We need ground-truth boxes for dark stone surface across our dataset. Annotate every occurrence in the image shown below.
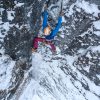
[0,0,46,99]
[2,10,8,22]
[85,0,100,5]
[2,0,46,62]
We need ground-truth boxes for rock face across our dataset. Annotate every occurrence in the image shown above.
[0,0,46,99]
[85,0,100,5]
[0,0,100,100]
[2,0,46,62]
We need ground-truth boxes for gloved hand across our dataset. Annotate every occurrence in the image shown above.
[59,11,64,16]
[44,3,48,10]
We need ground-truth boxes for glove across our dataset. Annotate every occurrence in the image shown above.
[59,11,64,16]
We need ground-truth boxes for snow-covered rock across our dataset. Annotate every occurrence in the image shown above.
[0,0,100,100]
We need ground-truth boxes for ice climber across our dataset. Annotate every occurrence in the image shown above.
[32,4,63,53]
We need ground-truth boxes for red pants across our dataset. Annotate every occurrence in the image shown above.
[33,37,56,51]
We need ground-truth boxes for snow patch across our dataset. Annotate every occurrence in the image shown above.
[0,8,4,12]
[7,11,15,21]
[66,0,100,17]
[94,31,100,36]
[14,2,24,8]
[93,21,100,30]
[32,95,42,100]
[19,80,40,100]
[0,55,15,90]
[91,45,100,52]
[2,22,10,31]
[76,0,100,17]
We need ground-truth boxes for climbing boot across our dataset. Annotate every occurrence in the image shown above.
[32,48,37,52]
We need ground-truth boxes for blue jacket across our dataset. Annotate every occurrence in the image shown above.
[45,17,62,40]
[42,10,62,40]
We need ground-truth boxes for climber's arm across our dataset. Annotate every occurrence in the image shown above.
[52,16,62,36]
[42,10,48,30]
